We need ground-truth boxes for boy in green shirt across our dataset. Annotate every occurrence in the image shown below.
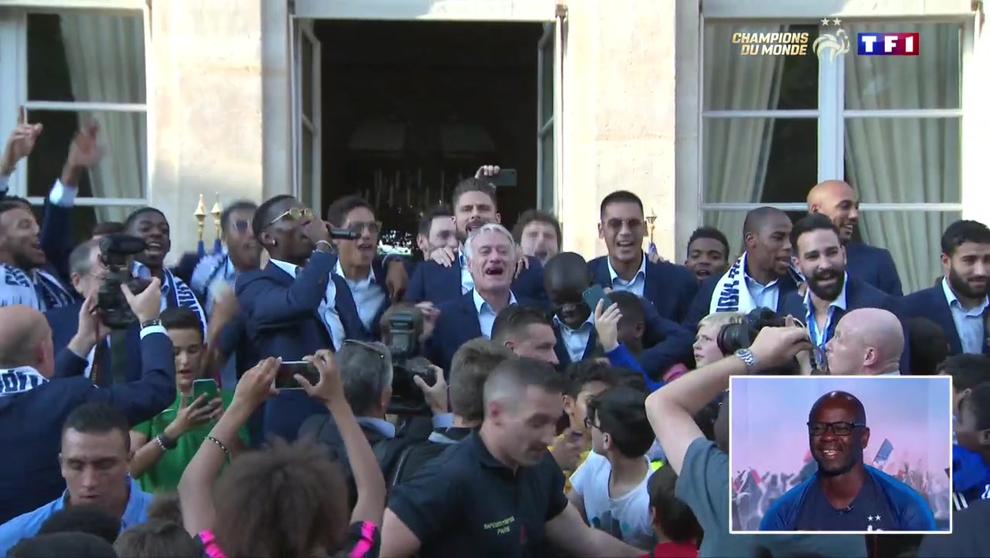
[129,308,247,492]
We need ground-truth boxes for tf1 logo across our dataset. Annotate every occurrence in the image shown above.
[857,33,920,56]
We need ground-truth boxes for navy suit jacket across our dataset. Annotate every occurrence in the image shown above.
[553,299,694,379]
[782,275,911,372]
[404,255,547,306]
[236,251,349,442]
[683,270,802,331]
[0,332,174,523]
[325,255,391,342]
[587,255,698,323]
[846,242,903,297]
[903,285,990,355]
[45,301,143,385]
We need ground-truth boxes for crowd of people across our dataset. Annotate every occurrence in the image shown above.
[0,112,989,558]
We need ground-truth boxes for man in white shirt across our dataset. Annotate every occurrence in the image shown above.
[326,195,388,340]
[825,308,904,375]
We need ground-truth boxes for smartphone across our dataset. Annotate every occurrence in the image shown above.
[273,361,320,390]
[489,168,517,188]
[192,379,218,401]
[582,285,612,312]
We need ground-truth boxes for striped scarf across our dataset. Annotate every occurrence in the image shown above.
[0,263,75,312]
[132,261,208,332]
[190,252,234,315]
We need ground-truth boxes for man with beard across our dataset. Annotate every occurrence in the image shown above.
[684,207,801,330]
[782,214,905,371]
[903,220,990,356]
[188,201,261,316]
[513,209,561,265]
[760,391,936,531]
[807,180,903,296]
[125,208,207,334]
[405,172,546,305]
[590,191,698,323]
[684,226,730,282]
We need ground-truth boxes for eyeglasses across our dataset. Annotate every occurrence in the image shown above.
[604,218,644,232]
[266,207,313,228]
[583,416,601,431]
[344,221,383,236]
[807,421,866,437]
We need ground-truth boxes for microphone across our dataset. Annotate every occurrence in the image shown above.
[325,224,360,240]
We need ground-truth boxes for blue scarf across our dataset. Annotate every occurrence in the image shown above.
[0,263,75,311]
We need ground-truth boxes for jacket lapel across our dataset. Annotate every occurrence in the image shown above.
[441,259,463,298]
[591,258,612,289]
[552,325,572,367]
[332,274,365,339]
[583,327,599,360]
[931,287,964,354]
[460,291,483,339]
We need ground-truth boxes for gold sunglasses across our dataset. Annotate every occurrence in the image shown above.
[266,206,313,228]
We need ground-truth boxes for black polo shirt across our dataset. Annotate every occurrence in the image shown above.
[387,431,568,557]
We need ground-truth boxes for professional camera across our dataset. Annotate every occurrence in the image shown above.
[716,307,807,375]
[97,234,151,329]
[384,308,437,415]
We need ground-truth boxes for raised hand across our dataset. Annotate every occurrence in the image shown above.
[298,350,345,405]
[429,246,456,267]
[1,107,43,175]
[593,299,623,352]
[122,277,162,324]
[61,122,105,186]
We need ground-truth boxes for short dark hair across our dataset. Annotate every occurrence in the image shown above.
[743,206,788,237]
[483,357,567,409]
[39,505,120,544]
[938,354,990,391]
[68,240,100,277]
[790,213,839,253]
[941,220,990,257]
[252,194,296,239]
[451,177,497,210]
[608,291,645,327]
[325,195,374,227]
[512,209,562,245]
[564,360,619,398]
[962,383,990,430]
[450,339,514,421]
[648,466,702,544]
[687,226,730,258]
[147,493,183,526]
[587,386,654,457]
[91,221,124,237]
[62,403,131,453]
[906,317,950,375]
[113,521,200,558]
[161,307,204,341]
[220,200,258,232]
[124,207,167,231]
[10,533,117,558]
[418,205,454,237]
[491,304,552,345]
[599,190,643,220]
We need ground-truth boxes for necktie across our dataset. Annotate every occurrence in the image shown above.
[109,330,131,385]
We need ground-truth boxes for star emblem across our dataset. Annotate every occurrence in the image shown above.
[832,18,842,26]
[820,17,831,26]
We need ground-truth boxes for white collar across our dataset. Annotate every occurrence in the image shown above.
[269,258,299,278]
[335,260,376,284]
[553,313,595,333]
[607,252,646,282]
[942,277,990,314]
[473,289,517,314]
[803,272,849,311]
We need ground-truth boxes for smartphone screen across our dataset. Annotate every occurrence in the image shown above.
[274,361,320,390]
[582,285,612,312]
[489,169,517,188]
[192,379,218,401]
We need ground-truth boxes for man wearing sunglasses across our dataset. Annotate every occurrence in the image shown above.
[188,201,261,316]
[760,391,936,532]
[236,195,355,441]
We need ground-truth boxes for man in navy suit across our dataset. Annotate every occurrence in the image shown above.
[545,251,693,379]
[684,207,800,330]
[903,220,990,356]
[807,180,903,296]
[405,176,546,305]
[326,195,391,342]
[45,240,141,386]
[423,223,528,374]
[781,214,908,372]
[588,191,698,323]
[415,205,458,263]
[235,195,348,441]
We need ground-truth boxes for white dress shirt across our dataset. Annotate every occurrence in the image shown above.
[554,315,595,363]
[473,289,518,339]
[270,258,345,350]
[744,269,781,311]
[942,277,989,354]
[459,250,474,295]
[607,254,647,297]
[334,261,387,332]
[804,273,849,359]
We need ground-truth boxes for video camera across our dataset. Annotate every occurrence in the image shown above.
[97,234,151,329]
[716,307,812,375]
[384,308,437,415]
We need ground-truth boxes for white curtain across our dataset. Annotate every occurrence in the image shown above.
[845,23,961,293]
[703,24,786,251]
[59,13,146,223]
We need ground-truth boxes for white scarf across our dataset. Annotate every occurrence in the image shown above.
[709,253,758,315]
[0,366,49,397]
[0,264,74,312]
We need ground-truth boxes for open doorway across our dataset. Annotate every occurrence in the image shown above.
[311,19,545,253]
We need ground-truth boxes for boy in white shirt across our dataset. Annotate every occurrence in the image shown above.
[569,385,656,550]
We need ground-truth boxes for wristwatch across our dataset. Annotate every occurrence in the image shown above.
[141,318,163,329]
[314,240,333,253]
[734,348,758,373]
[155,434,177,451]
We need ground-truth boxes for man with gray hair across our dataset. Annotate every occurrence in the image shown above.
[423,223,542,373]
[825,308,905,375]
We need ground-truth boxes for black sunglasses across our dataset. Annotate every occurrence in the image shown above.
[807,421,866,437]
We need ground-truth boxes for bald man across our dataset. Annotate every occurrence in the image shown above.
[825,309,904,375]
[0,281,174,523]
[760,391,936,532]
[807,180,903,296]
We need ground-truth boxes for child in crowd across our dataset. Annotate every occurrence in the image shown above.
[570,386,658,549]
[551,361,619,481]
[642,465,702,558]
